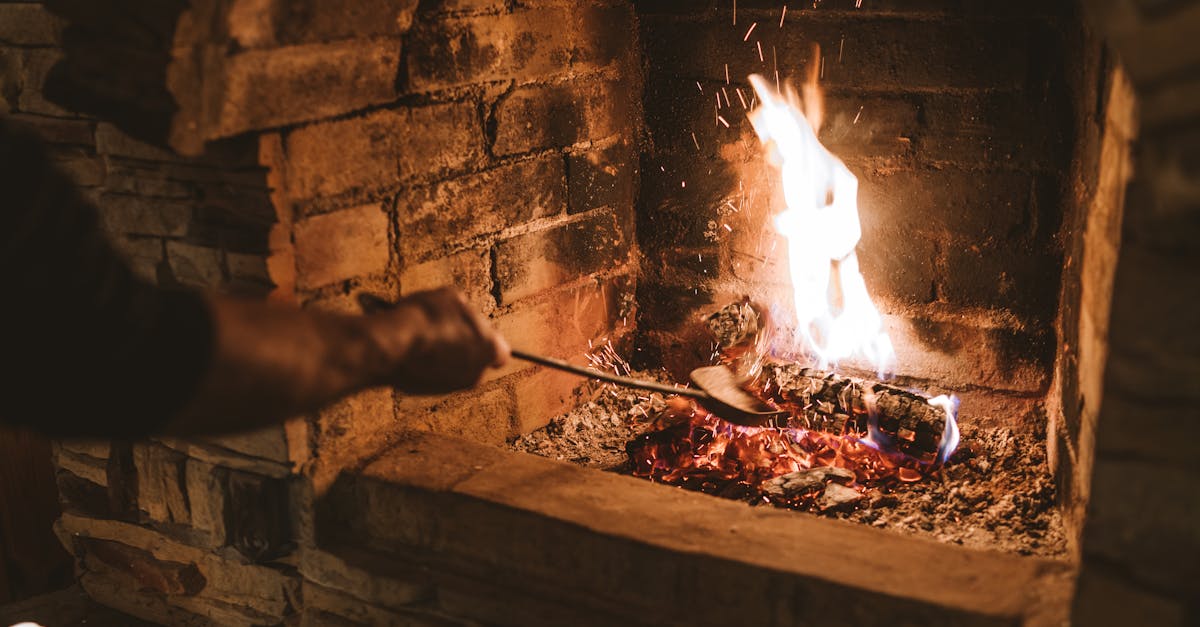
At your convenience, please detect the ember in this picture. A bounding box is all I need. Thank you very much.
[626,399,939,511]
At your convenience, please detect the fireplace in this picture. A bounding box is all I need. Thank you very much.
[6,0,1197,624]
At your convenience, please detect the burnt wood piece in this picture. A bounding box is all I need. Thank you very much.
[761,362,948,455]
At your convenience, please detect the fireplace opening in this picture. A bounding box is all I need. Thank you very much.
[6,0,1193,625]
[506,0,1124,562]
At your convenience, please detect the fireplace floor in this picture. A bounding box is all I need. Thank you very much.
[510,378,1067,558]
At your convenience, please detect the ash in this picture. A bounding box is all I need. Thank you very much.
[510,379,1067,559]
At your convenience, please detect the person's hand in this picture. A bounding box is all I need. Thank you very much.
[367,288,510,395]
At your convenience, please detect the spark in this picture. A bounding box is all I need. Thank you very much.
[820,55,826,78]
[733,0,737,24]
[725,63,730,84]
[743,22,757,41]
[853,105,863,124]
[723,223,733,232]
[736,87,748,109]
[756,40,764,62]
[773,46,779,89]
[780,5,788,27]
[718,115,730,128]
[838,36,845,63]
[721,87,731,107]
[691,132,700,150]
[696,81,704,93]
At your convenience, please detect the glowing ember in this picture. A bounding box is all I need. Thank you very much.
[628,398,934,510]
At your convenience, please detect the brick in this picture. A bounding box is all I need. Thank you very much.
[300,583,426,626]
[820,94,919,160]
[225,470,293,562]
[294,203,390,290]
[52,150,106,187]
[17,48,71,116]
[103,163,193,199]
[407,11,571,91]
[6,113,95,145]
[399,247,493,311]
[312,386,397,494]
[396,385,514,446]
[513,368,582,434]
[97,193,192,238]
[61,514,297,621]
[61,439,111,460]
[96,122,181,161]
[56,448,109,487]
[492,78,633,156]
[226,251,272,285]
[214,39,401,138]
[490,275,627,381]
[918,92,1065,167]
[417,0,505,14]
[111,236,164,283]
[857,223,937,305]
[641,15,1034,91]
[286,103,482,201]
[407,5,633,91]
[55,470,112,518]
[0,47,22,113]
[635,149,736,249]
[857,169,1036,240]
[568,142,635,215]
[184,459,227,544]
[228,0,419,48]
[941,241,1060,316]
[79,537,207,596]
[166,241,225,287]
[156,437,293,479]
[397,156,565,261]
[133,443,191,525]
[200,425,292,463]
[494,210,629,304]
[77,572,213,627]
[0,4,62,46]
[299,548,433,610]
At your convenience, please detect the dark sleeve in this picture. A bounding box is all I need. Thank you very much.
[0,116,214,438]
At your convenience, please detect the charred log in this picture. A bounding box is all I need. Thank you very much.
[761,362,949,456]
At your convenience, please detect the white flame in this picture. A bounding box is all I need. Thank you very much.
[928,394,961,463]
[747,74,895,376]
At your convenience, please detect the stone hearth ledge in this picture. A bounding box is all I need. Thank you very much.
[317,432,1074,626]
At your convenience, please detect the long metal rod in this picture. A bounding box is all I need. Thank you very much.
[511,349,710,400]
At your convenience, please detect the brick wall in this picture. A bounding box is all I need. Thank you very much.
[5,0,641,623]
[634,1,1087,424]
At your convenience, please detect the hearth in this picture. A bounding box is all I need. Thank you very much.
[10,0,1194,624]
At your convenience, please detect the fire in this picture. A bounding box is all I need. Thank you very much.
[747,73,894,376]
[620,67,964,510]
[628,400,930,511]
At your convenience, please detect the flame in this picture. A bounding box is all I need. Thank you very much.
[929,395,961,463]
[747,74,894,376]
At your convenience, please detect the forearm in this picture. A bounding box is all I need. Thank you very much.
[165,296,409,436]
